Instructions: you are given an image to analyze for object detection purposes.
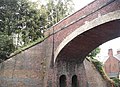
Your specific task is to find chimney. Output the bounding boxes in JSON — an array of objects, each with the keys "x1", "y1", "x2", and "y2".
[
  {"x1": 117, "y1": 49, "x2": 120, "y2": 54},
  {"x1": 108, "y1": 49, "x2": 113, "y2": 57}
]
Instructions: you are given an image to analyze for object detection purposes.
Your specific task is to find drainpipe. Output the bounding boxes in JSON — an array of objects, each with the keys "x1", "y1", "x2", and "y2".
[
  {"x1": 118, "y1": 61, "x2": 120, "y2": 79},
  {"x1": 50, "y1": 26, "x2": 54, "y2": 68}
]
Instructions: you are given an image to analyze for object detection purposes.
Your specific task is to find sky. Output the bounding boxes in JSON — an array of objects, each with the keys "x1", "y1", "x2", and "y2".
[
  {"x1": 72, "y1": 0, "x2": 95, "y2": 11},
  {"x1": 30, "y1": 0, "x2": 120, "y2": 62}
]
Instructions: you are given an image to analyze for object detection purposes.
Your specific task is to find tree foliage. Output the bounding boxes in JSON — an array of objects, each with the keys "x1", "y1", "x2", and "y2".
[
  {"x1": 88, "y1": 47, "x2": 100, "y2": 59},
  {"x1": 0, "y1": 32, "x2": 15, "y2": 61},
  {"x1": 112, "y1": 77, "x2": 120, "y2": 87},
  {"x1": 45, "y1": 0, "x2": 74, "y2": 27}
]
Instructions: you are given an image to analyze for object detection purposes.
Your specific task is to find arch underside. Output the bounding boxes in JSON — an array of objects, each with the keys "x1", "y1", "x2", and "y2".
[{"x1": 56, "y1": 19, "x2": 120, "y2": 62}]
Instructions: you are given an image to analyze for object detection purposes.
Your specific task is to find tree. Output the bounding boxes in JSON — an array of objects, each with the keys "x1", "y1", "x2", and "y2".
[
  {"x1": 45, "y1": 0, "x2": 74, "y2": 28},
  {"x1": 0, "y1": 0, "x2": 18, "y2": 35},
  {"x1": 0, "y1": 0, "x2": 43, "y2": 59},
  {"x1": 15, "y1": 0, "x2": 45, "y2": 44},
  {"x1": 0, "y1": 0, "x2": 18, "y2": 60},
  {"x1": 0, "y1": 0, "x2": 46, "y2": 46},
  {"x1": 88, "y1": 47, "x2": 100, "y2": 59},
  {"x1": 0, "y1": 32, "x2": 15, "y2": 61}
]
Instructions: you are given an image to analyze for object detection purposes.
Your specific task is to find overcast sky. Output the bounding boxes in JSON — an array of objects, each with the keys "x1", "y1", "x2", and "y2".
[{"x1": 73, "y1": 0, "x2": 95, "y2": 11}]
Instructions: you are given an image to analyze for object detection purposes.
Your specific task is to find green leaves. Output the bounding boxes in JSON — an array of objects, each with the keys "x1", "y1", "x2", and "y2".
[
  {"x1": 112, "y1": 77, "x2": 120, "y2": 87},
  {"x1": 88, "y1": 48, "x2": 100, "y2": 59},
  {"x1": 45, "y1": 0, "x2": 74, "y2": 27},
  {"x1": 0, "y1": 32, "x2": 15, "y2": 61}
]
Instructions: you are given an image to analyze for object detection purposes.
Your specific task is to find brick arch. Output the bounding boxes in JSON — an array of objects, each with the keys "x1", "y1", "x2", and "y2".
[{"x1": 54, "y1": 10, "x2": 120, "y2": 62}]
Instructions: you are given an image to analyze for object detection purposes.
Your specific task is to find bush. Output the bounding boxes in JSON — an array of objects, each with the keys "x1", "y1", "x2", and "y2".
[
  {"x1": 0, "y1": 33, "x2": 15, "y2": 61},
  {"x1": 111, "y1": 77, "x2": 120, "y2": 87}
]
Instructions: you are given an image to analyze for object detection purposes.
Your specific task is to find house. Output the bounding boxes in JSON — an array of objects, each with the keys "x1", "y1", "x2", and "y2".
[{"x1": 104, "y1": 49, "x2": 120, "y2": 78}]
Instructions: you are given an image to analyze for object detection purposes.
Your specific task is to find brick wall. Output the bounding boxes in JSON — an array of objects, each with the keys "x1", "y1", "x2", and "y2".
[
  {"x1": 84, "y1": 59, "x2": 112, "y2": 87},
  {"x1": 0, "y1": 35, "x2": 54, "y2": 87}
]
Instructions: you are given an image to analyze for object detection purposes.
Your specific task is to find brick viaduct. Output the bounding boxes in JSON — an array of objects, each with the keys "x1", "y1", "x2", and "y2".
[{"x1": 0, "y1": 0, "x2": 120, "y2": 87}]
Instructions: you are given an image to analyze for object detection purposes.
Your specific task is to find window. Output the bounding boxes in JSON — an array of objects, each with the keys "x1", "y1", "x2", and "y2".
[
  {"x1": 59, "y1": 75, "x2": 66, "y2": 87},
  {"x1": 72, "y1": 75, "x2": 78, "y2": 87}
]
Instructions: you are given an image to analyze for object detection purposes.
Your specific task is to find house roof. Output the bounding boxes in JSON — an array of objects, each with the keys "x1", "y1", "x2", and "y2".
[
  {"x1": 114, "y1": 54, "x2": 120, "y2": 61},
  {"x1": 104, "y1": 54, "x2": 120, "y2": 64}
]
